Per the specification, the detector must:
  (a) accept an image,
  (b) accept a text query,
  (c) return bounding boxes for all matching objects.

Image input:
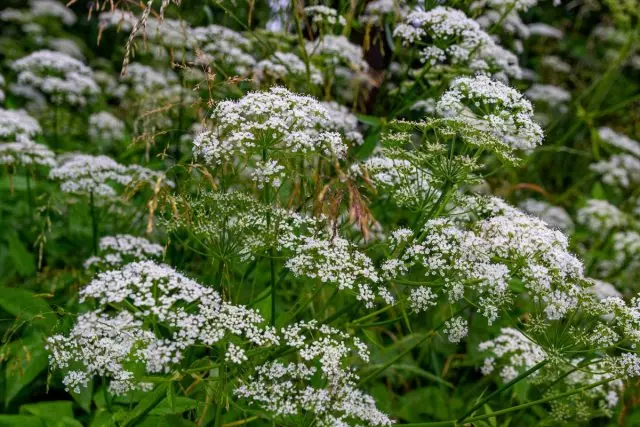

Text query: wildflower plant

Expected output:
[2,1,640,426]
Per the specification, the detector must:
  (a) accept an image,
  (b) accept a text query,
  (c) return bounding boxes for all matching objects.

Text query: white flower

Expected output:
[83,234,164,270]
[193,87,347,165]
[590,154,640,188]
[254,51,323,85]
[11,50,99,106]
[541,55,571,73]
[30,0,76,25]
[0,137,56,168]
[519,199,574,233]
[443,316,468,343]
[0,108,42,140]
[304,6,346,26]
[527,23,563,38]
[394,7,521,78]
[48,261,279,394]
[436,75,544,152]
[235,320,391,426]
[525,84,571,107]
[88,112,126,144]
[598,127,640,158]
[478,328,546,381]
[250,159,285,189]
[305,35,369,72]
[49,153,131,197]
[576,199,626,234]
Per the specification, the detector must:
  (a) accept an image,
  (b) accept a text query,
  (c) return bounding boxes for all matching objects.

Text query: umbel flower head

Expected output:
[0,138,56,168]
[83,234,164,271]
[11,50,99,106]
[393,6,521,78]
[47,260,279,395]
[49,153,173,198]
[88,111,126,144]
[0,108,42,140]
[193,87,347,167]
[478,327,632,420]
[436,75,544,154]
[235,320,392,426]
[254,51,324,86]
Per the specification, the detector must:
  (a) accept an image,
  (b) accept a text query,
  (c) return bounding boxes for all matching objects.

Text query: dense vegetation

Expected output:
[0,0,639,426]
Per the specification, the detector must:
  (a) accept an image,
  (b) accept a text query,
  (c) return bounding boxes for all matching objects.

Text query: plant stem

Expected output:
[403,378,615,426]
[457,360,548,421]
[357,331,436,386]
[89,191,98,256]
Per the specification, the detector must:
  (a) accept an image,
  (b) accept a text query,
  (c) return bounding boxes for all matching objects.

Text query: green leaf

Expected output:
[70,379,94,413]
[0,416,46,427]
[0,287,55,331]
[163,414,195,427]
[19,401,82,427]
[356,114,383,127]
[149,396,198,416]
[119,383,169,427]
[7,233,36,277]
[4,334,49,407]
[89,410,115,427]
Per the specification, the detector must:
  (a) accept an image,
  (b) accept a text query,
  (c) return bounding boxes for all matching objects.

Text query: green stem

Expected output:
[25,170,34,213]
[457,360,548,422]
[89,191,98,256]
[357,331,435,386]
[403,378,615,426]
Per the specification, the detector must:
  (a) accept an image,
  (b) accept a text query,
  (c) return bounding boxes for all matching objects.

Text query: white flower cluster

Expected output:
[351,154,438,209]
[479,328,628,415]
[598,127,640,158]
[250,159,286,189]
[541,55,571,73]
[0,108,53,168]
[478,328,546,381]
[48,38,84,60]
[88,111,126,144]
[119,63,178,96]
[48,261,279,394]
[30,0,76,25]
[0,108,42,140]
[576,199,626,234]
[83,234,164,270]
[49,154,131,197]
[49,154,172,197]
[192,24,256,75]
[525,84,571,107]
[284,231,390,308]
[436,75,544,153]
[98,10,138,31]
[11,50,99,106]
[193,87,347,165]
[443,316,468,343]
[305,35,369,72]
[0,138,56,168]
[590,154,640,188]
[321,101,364,145]
[527,23,563,38]
[254,51,323,85]
[519,198,574,233]
[394,7,521,78]
[387,198,589,324]
[235,320,392,426]
[304,6,346,26]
